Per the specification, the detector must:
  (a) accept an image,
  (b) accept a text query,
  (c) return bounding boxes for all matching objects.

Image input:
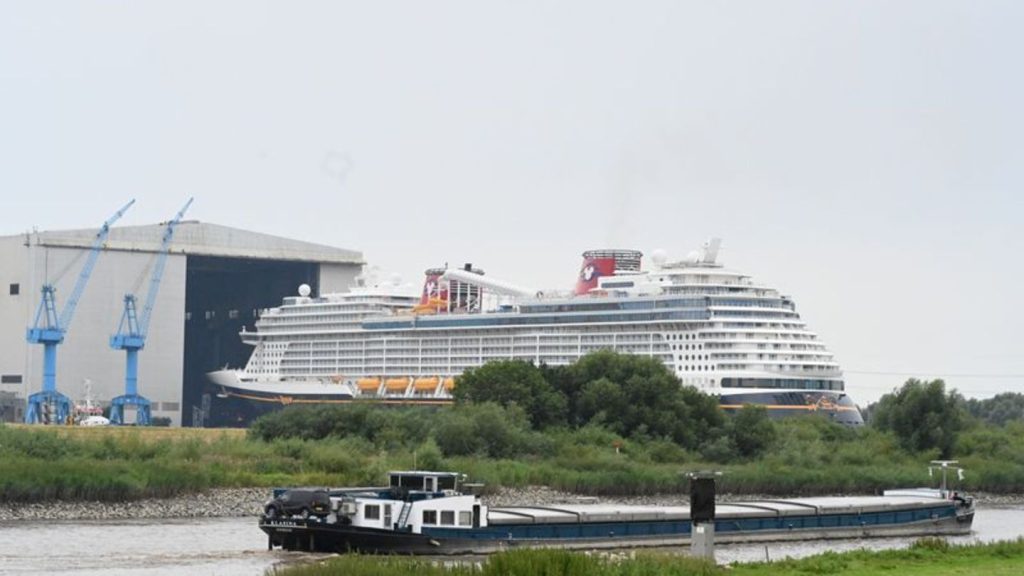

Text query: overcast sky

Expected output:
[2,1,1021,404]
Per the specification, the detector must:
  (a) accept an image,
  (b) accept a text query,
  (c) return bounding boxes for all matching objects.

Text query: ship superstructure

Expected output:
[208,240,862,424]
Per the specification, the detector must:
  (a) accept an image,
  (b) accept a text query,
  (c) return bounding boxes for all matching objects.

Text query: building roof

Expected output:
[19,221,364,265]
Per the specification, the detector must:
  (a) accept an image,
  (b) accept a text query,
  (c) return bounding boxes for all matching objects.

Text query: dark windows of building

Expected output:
[8,283,18,296]
[1,374,22,384]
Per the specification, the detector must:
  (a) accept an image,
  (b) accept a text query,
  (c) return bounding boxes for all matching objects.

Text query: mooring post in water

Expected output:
[688,471,719,561]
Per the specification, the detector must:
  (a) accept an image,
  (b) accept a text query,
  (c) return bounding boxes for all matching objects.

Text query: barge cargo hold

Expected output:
[259,471,975,555]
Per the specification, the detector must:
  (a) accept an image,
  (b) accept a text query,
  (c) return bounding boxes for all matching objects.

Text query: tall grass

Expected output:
[268,549,719,576]
[3,412,1024,502]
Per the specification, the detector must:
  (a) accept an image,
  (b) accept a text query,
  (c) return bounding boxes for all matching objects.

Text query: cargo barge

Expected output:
[260,467,975,554]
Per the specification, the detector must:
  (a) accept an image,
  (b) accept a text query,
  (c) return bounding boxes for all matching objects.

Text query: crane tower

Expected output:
[109,198,193,425]
[25,200,136,424]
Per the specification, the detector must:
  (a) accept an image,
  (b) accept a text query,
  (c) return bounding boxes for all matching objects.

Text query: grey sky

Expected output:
[2,1,1021,404]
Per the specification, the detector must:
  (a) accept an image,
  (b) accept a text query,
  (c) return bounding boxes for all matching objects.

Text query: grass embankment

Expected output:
[269,539,1024,576]
[2,412,1024,502]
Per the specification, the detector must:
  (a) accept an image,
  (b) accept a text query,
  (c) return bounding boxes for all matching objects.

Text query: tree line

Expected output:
[250,350,1023,465]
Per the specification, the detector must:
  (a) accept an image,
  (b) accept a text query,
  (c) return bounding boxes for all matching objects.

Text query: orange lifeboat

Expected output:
[385,378,410,392]
[442,378,456,392]
[357,378,381,393]
[413,377,440,392]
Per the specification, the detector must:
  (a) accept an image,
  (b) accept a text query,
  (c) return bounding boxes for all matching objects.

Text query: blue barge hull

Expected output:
[261,499,974,555]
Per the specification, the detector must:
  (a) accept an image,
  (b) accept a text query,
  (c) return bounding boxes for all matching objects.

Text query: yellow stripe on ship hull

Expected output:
[222,390,454,406]
[719,404,860,412]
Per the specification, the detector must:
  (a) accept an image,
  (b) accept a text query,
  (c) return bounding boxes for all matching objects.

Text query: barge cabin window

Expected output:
[423,510,437,525]
[441,511,455,526]
[364,504,380,520]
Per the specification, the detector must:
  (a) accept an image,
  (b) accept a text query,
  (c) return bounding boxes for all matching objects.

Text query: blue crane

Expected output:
[109,198,193,425]
[25,199,136,424]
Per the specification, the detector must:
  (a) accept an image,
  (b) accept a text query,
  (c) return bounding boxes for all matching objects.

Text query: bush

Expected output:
[434,403,535,458]
[728,405,777,458]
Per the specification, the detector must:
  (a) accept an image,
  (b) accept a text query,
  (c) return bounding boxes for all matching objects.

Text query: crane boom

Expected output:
[57,199,135,330]
[138,197,192,337]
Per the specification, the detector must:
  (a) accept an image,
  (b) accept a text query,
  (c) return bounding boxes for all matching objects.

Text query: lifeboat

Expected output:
[442,378,456,392]
[413,377,440,392]
[356,378,381,393]
[385,378,410,392]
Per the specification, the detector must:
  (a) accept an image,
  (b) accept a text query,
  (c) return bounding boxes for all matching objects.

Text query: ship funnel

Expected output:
[421,267,448,305]
[574,249,643,295]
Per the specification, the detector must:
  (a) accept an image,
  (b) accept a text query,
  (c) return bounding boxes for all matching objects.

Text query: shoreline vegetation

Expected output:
[1,353,1022,505]
[266,538,1024,576]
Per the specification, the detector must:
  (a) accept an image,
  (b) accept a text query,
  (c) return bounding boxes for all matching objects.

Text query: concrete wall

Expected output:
[0,235,33,407]
[319,262,362,294]
[0,237,186,425]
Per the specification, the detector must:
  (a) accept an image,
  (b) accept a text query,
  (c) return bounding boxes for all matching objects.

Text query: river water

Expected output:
[1,506,1022,575]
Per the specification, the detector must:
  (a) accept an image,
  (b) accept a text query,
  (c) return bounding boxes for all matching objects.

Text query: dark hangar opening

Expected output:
[182,255,318,427]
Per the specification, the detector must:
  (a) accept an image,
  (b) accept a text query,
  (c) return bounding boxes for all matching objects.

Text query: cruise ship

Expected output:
[207,239,863,424]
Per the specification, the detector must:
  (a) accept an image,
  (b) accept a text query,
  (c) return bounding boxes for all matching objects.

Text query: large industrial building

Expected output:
[0,222,363,426]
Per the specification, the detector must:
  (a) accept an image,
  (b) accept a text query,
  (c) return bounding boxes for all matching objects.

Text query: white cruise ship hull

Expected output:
[205,241,865,425]
[207,369,357,402]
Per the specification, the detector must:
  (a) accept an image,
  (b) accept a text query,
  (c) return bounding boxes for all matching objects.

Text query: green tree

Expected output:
[728,404,777,458]
[554,350,724,449]
[454,360,568,429]
[965,393,1024,426]
[871,378,966,457]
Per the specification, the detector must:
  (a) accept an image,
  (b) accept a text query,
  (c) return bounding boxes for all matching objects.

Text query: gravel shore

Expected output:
[2,486,1020,522]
